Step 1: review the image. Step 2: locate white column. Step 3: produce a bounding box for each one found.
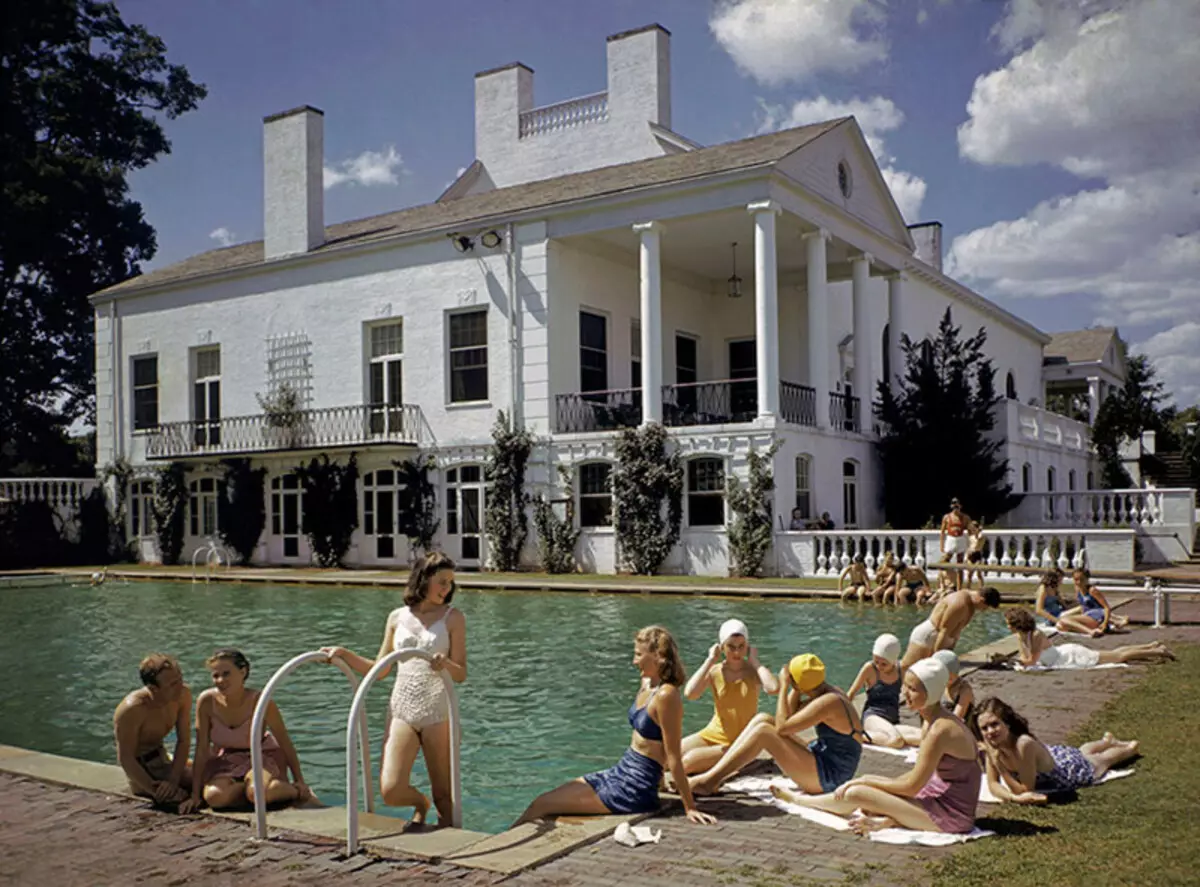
[633,221,664,425]
[748,200,780,418]
[851,253,873,426]
[804,229,830,427]
[886,272,906,394]
[1087,376,1101,425]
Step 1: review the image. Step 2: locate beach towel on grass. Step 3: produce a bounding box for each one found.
[1014,662,1128,672]
[723,776,995,846]
[978,768,1134,804]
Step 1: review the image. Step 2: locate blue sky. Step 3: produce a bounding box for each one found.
[117,0,1200,405]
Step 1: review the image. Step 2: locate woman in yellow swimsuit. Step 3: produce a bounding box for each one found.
[680,619,780,775]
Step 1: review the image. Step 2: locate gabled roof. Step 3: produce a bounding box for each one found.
[1045,327,1120,363]
[94,119,844,299]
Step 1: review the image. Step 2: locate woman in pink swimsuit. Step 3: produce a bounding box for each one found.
[190,649,312,810]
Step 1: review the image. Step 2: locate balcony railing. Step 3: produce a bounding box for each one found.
[554,388,642,434]
[829,392,861,433]
[518,91,609,138]
[663,378,757,428]
[780,381,817,427]
[145,403,429,459]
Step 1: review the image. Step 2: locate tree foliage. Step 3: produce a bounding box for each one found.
[727,443,779,578]
[1092,353,1169,488]
[613,423,683,575]
[217,459,267,565]
[296,454,359,567]
[150,462,187,565]
[875,308,1017,528]
[394,455,440,560]
[532,466,581,574]
[483,412,533,571]
[1,1,206,473]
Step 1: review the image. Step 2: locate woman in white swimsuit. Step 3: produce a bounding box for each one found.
[1004,608,1173,669]
[322,552,467,827]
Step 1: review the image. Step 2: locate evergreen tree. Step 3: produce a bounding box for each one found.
[875,308,1017,528]
[1092,353,1170,487]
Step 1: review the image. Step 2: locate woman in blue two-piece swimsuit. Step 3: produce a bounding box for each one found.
[1070,568,1128,633]
[513,626,716,827]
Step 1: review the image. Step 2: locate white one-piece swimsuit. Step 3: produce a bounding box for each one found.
[388,606,452,729]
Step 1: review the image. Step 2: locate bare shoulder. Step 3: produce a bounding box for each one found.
[194,687,216,711]
[114,688,148,720]
[655,683,683,708]
[446,606,466,628]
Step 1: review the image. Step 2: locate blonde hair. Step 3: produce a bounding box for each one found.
[635,625,686,686]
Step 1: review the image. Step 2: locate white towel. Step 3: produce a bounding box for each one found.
[612,822,662,847]
[1014,662,1128,672]
[862,744,919,764]
[722,776,995,846]
[979,768,1134,804]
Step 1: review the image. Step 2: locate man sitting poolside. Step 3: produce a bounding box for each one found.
[113,653,198,812]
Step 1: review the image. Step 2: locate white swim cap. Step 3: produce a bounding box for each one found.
[909,658,950,704]
[872,633,901,663]
[932,649,960,676]
[719,619,749,645]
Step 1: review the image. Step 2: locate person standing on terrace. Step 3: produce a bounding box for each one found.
[939,498,972,591]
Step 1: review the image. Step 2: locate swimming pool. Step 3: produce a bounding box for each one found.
[0,580,1009,833]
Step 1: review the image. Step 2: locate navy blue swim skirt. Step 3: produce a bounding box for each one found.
[583,747,663,814]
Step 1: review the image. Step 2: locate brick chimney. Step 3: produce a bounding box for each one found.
[606,24,671,130]
[263,105,324,260]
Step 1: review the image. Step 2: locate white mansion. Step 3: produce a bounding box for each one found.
[86,24,1167,575]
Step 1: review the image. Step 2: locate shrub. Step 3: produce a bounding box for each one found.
[727,443,779,577]
[217,458,267,565]
[296,454,359,567]
[533,466,581,574]
[483,412,533,571]
[613,423,683,574]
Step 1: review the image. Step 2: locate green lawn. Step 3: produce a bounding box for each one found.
[931,642,1200,887]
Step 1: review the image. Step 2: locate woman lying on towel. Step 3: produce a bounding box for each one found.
[1004,608,1174,669]
[773,658,981,835]
[974,697,1140,803]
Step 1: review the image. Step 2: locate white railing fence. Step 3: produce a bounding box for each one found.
[0,478,98,509]
[518,91,609,138]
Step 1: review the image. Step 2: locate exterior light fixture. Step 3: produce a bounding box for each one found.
[480,229,503,249]
[449,233,474,253]
[727,241,742,298]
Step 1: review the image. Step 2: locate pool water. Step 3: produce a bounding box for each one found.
[0,581,1009,833]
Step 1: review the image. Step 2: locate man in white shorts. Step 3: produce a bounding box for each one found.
[939,498,972,591]
[901,586,1002,668]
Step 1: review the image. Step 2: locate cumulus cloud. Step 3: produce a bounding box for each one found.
[948,0,1200,406]
[709,0,888,86]
[208,227,236,247]
[1134,324,1200,409]
[323,145,405,190]
[757,96,927,221]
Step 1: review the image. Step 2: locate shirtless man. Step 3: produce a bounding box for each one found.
[901,586,1001,668]
[890,564,929,606]
[113,653,198,812]
[939,498,972,591]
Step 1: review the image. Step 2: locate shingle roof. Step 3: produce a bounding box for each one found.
[96,119,845,298]
[1045,327,1119,363]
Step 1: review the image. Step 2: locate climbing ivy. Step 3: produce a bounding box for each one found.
[150,462,188,565]
[394,455,440,560]
[217,458,267,565]
[296,454,359,567]
[484,411,533,571]
[533,465,581,574]
[99,458,134,560]
[612,423,683,575]
[726,443,779,578]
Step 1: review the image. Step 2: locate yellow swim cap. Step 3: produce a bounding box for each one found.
[788,654,826,692]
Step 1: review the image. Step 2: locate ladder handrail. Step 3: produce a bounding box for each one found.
[343,649,462,854]
[249,650,373,840]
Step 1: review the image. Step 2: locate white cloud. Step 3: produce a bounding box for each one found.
[208,227,236,247]
[757,96,927,220]
[709,0,888,86]
[948,0,1200,406]
[323,145,405,190]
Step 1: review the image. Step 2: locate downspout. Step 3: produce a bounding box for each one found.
[110,300,122,462]
[506,223,520,428]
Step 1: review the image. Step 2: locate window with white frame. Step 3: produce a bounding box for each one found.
[1068,469,1076,491]
[271,473,304,559]
[362,469,400,559]
[368,321,404,434]
[579,462,612,528]
[188,477,220,537]
[193,347,221,446]
[132,355,159,431]
[579,311,608,393]
[129,479,155,538]
[842,460,859,528]
[1022,463,1033,493]
[448,309,488,403]
[687,458,726,527]
[794,455,813,523]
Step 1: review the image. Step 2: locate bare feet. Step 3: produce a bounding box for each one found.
[769,784,803,805]
[411,793,431,826]
[689,774,719,797]
[848,811,895,834]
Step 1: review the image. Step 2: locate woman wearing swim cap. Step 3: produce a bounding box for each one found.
[688,653,866,796]
[931,650,975,721]
[680,619,780,776]
[847,634,922,749]
[774,658,981,835]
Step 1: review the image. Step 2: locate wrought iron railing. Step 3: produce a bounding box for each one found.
[145,403,429,459]
[663,378,757,427]
[829,391,861,433]
[554,388,643,434]
[780,381,817,427]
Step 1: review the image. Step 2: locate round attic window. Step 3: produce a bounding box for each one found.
[837,161,852,199]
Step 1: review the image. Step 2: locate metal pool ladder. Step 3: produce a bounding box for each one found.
[344,649,463,853]
[249,651,374,840]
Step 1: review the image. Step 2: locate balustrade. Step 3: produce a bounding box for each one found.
[554,388,642,434]
[780,381,817,427]
[519,92,609,138]
[829,392,861,433]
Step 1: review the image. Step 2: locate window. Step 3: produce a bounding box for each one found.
[837,160,853,199]
[1087,470,1094,490]
[794,455,813,521]
[842,460,858,528]
[1047,467,1056,492]
[729,339,756,419]
[579,463,613,527]
[881,324,890,386]
[579,311,608,394]
[446,465,484,561]
[448,309,488,403]
[1068,469,1076,491]
[369,321,404,434]
[675,334,698,412]
[188,477,220,537]
[1022,463,1032,493]
[271,474,304,559]
[193,347,221,446]
[1006,372,1018,400]
[631,321,642,389]
[132,355,159,431]
[687,458,726,527]
[129,480,155,538]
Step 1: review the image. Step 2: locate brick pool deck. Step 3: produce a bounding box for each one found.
[1,598,1196,886]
